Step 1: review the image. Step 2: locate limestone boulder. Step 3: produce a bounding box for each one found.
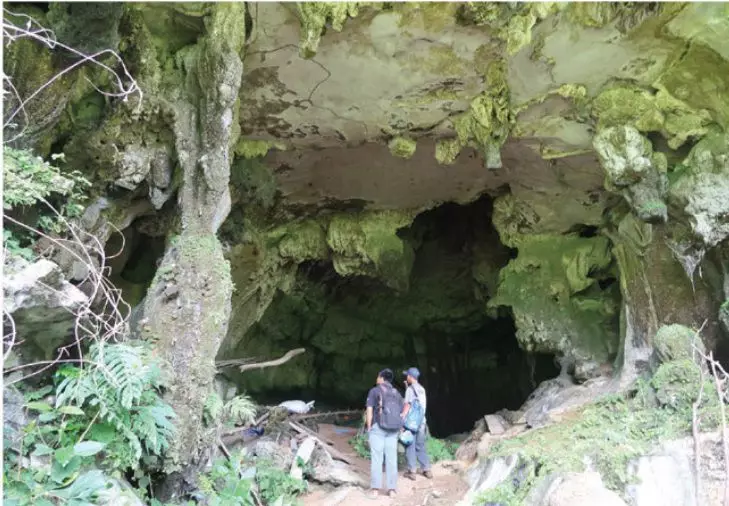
[541,472,627,506]
[3,257,89,363]
[669,132,729,247]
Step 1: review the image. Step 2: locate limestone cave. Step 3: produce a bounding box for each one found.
[4,2,729,505]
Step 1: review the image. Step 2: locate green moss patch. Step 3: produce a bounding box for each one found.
[436,60,512,168]
[489,234,619,361]
[591,84,714,150]
[296,2,361,58]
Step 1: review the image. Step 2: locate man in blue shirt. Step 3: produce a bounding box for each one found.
[402,367,432,480]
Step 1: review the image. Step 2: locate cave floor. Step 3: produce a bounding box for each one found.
[301,424,468,506]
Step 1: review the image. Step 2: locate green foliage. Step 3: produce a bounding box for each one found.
[192,452,307,506]
[198,452,255,506]
[204,393,225,426]
[3,148,91,259]
[349,431,370,459]
[225,395,257,427]
[54,342,175,469]
[426,437,457,463]
[256,464,308,504]
[4,342,176,505]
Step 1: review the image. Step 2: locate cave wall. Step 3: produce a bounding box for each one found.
[5,1,729,447]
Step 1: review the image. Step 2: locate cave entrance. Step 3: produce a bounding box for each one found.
[222,195,561,437]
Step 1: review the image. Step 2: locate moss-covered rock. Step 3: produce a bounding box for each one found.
[489,234,619,366]
[652,324,704,367]
[591,84,713,150]
[669,132,729,247]
[436,60,512,168]
[47,2,124,54]
[326,210,416,292]
[388,137,417,159]
[296,2,360,58]
[651,359,704,412]
[593,125,668,223]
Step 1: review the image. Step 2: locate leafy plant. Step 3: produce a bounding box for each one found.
[54,342,176,470]
[256,463,307,504]
[225,395,257,427]
[2,147,91,259]
[349,431,370,459]
[426,436,457,463]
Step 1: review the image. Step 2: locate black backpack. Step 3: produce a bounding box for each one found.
[378,384,404,431]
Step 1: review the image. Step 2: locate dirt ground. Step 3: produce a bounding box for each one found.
[301,424,469,506]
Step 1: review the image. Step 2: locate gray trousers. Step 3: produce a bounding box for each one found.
[405,425,431,472]
[369,423,398,490]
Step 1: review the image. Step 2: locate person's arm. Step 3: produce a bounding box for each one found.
[401,386,411,418]
[365,406,373,431]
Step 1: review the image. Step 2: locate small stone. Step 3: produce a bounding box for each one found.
[484,414,508,435]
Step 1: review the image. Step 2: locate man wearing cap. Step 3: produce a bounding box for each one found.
[401,367,432,480]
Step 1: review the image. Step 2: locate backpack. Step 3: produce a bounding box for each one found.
[403,386,425,432]
[378,384,404,431]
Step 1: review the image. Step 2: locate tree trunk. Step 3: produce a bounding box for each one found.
[141,3,246,487]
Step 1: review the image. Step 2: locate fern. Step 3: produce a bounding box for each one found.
[204,393,224,427]
[225,394,257,427]
[54,342,175,470]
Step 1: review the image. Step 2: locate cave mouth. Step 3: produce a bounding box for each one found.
[222,195,561,437]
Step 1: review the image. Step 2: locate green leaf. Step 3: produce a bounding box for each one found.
[52,469,107,500]
[26,401,53,412]
[54,445,75,466]
[59,406,86,416]
[73,441,106,457]
[38,412,58,423]
[50,456,82,484]
[32,443,55,456]
[25,385,53,401]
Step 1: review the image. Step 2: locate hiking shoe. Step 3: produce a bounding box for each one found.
[404,470,417,481]
[422,470,433,479]
[388,490,397,497]
[367,489,379,500]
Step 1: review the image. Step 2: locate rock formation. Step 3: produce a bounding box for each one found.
[4,3,729,498]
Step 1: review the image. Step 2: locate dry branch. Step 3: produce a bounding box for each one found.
[233,348,306,373]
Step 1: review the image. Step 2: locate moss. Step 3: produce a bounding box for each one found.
[488,234,619,361]
[459,3,563,55]
[651,359,705,412]
[593,125,669,223]
[656,44,729,130]
[234,139,285,159]
[274,220,329,263]
[435,138,462,165]
[296,2,360,58]
[485,377,716,501]
[653,324,698,365]
[567,2,662,31]
[388,136,417,159]
[397,2,460,33]
[591,84,713,149]
[47,3,124,54]
[326,210,416,292]
[437,60,513,168]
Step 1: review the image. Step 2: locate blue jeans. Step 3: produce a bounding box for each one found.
[369,423,398,490]
[405,425,431,472]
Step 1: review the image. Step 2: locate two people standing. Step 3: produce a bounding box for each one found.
[364,367,432,498]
